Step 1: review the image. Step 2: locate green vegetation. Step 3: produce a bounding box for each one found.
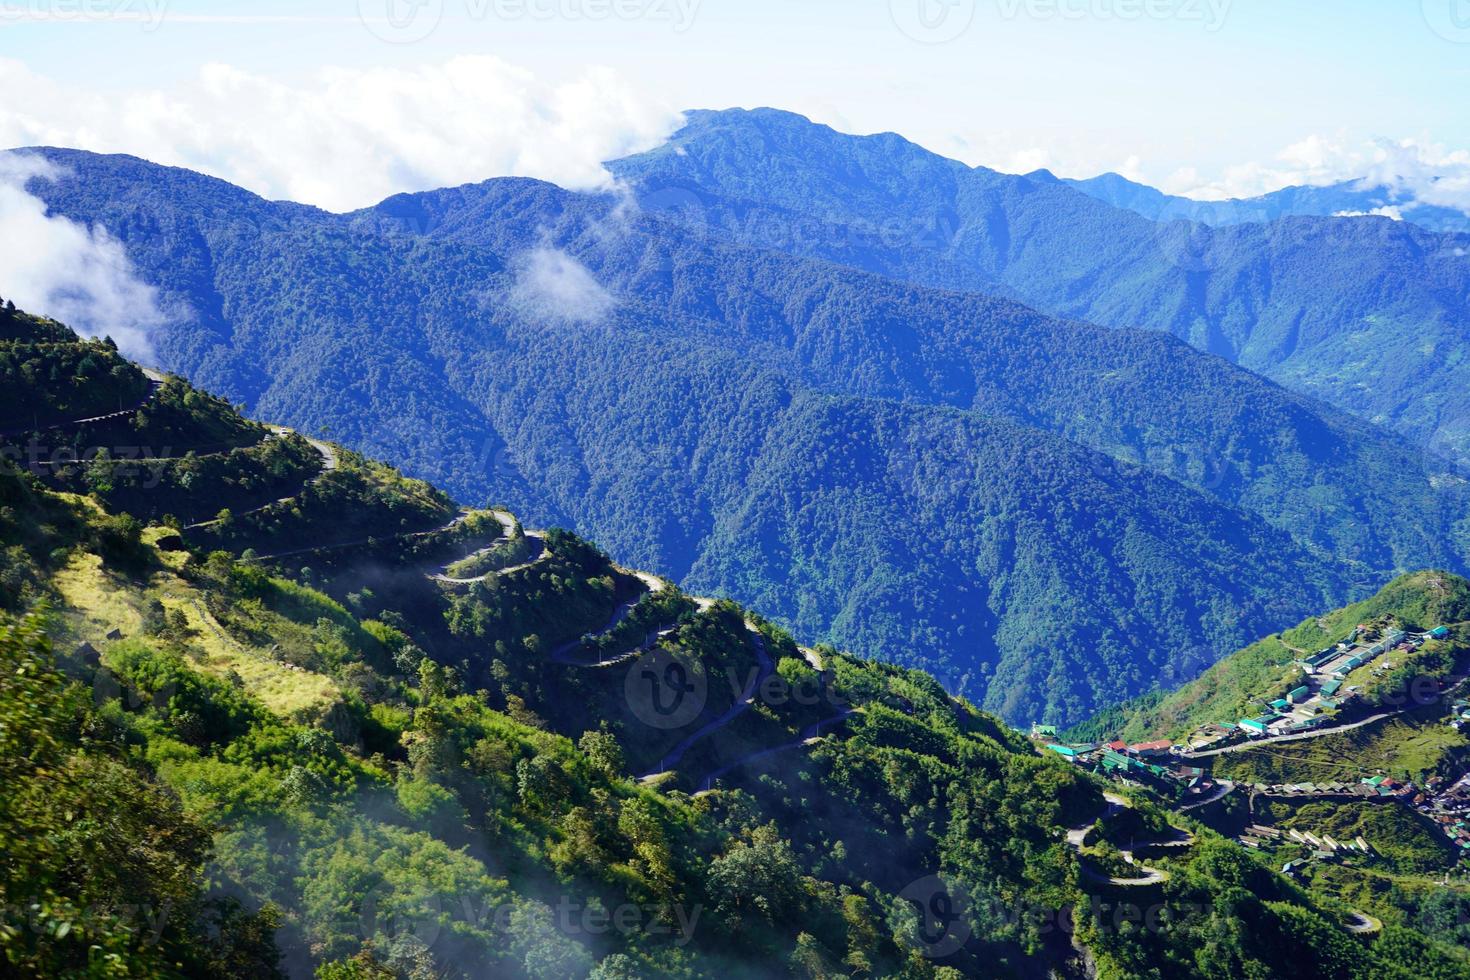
[1214,711,1470,786]
[0,307,148,428]
[45,431,322,525]
[186,449,456,559]
[5,303,1469,976]
[1267,801,1457,876]
[443,531,533,579]
[0,615,283,978]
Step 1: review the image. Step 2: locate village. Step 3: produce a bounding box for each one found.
[1029,621,1470,868]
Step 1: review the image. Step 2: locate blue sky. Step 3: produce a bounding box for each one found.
[2,0,1468,208]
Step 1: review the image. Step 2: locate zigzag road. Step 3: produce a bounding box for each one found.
[1064,792,1181,887]
[638,627,774,782]
[693,708,857,794]
[2,367,165,438]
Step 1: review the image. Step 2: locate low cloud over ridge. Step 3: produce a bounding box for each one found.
[0,55,681,213]
[0,153,165,360]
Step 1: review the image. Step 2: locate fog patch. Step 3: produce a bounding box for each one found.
[509,248,615,325]
[0,152,165,361]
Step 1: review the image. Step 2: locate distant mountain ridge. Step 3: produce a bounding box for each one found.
[608,108,1470,463]
[1063,170,1470,234]
[9,139,1470,725]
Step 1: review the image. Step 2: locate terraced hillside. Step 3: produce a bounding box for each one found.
[4,306,1468,979]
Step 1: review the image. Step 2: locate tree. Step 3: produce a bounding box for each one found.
[708,823,805,927]
[0,615,280,975]
[578,724,625,778]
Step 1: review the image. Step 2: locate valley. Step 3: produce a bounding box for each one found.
[17,141,1470,728]
[7,6,1470,978]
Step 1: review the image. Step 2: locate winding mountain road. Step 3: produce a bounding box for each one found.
[249,512,472,562]
[693,708,857,794]
[549,582,664,667]
[1177,779,1236,812]
[427,511,550,584]
[186,427,337,530]
[1065,792,1183,887]
[2,367,165,438]
[1182,713,1398,758]
[639,626,775,781]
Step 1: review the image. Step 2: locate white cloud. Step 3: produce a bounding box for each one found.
[0,55,681,212]
[509,248,615,324]
[1158,134,1470,215]
[0,153,165,360]
[1332,206,1404,221]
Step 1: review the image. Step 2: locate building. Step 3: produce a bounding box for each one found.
[1128,739,1173,758]
[1239,718,1268,736]
[1288,685,1311,704]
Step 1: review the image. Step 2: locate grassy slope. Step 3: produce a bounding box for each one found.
[1213,707,1470,785]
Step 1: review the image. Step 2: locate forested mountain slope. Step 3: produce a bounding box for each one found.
[5,305,1469,979]
[608,108,1470,462]
[13,145,1470,724]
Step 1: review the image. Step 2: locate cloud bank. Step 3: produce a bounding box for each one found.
[0,55,681,213]
[1160,135,1470,213]
[0,154,165,360]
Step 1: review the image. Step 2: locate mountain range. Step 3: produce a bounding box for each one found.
[10,109,1470,725]
[1063,170,1470,234]
[610,108,1470,462]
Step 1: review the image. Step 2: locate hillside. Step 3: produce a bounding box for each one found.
[608,108,1470,463]
[6,305,1470,978]
[1060,573,1470,946]
[1072,571,1470,744]
[15,147,1470,724]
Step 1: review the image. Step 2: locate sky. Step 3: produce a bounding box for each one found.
[1,0,1469,211]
